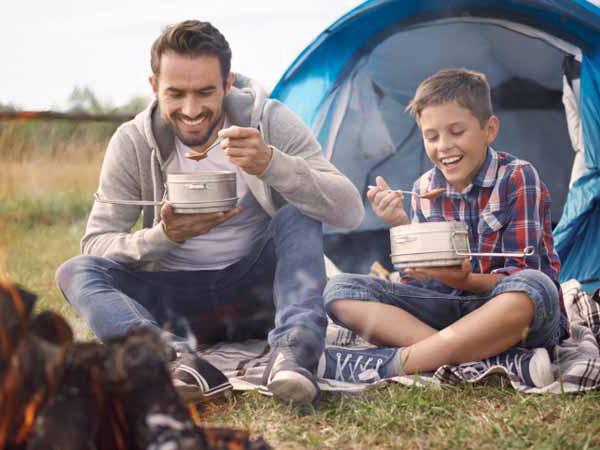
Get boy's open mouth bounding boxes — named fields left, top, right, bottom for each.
left=440, top=155, right=463, bottom=167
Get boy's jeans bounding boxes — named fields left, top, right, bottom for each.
left=324, top=269, right=562, bottom=349
left=56, top=205, right=328, bottom=354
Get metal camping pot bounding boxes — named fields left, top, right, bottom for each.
left=93, top=171, right=238, bottom=214
left=166, top=171, right=237, bottom=213
left=389, top=221, right=535, bottom=269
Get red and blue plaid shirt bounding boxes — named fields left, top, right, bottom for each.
left=411, top=147, right=567, bottom=336
left=412, top=147, right=560, bottom=280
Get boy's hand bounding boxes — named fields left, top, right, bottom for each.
left=367, top=176, right=409, bottom=227
left=403, top=258, right=472, bottom=289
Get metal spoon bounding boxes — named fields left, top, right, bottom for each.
left=368, top=186, right=446, bottom=200
left=184, top=138, right=222, bottom=161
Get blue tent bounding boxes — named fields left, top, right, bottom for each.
left=271, top=0, right=600, bottom=291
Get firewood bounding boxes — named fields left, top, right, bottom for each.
left=26, top=343, right=109, bottom=450
left=0, top=279, right=37, bottom=376
left=0, top=312, right=72, bottom=449
left=0, top=279, right=272, bottom=450
left=104, top=328, right=208, bottom=450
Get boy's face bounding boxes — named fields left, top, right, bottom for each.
left=419, top=101, right=499, bottom=191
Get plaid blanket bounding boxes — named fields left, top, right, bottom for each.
left=198, top=279, right=600, bottom=394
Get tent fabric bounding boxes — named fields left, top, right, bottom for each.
left=316, top=19, right=573, bottom=230
left=271, top=0, right=600, bottom=286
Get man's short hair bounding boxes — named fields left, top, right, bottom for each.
left=406, top=68, right=493, bottom=127
left=150, top=20, right=232, bottom=84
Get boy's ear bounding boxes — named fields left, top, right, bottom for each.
left=485, top=115, right=500, bottom=145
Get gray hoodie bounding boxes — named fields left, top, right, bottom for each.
left=82, top=74, right=364, bottom=269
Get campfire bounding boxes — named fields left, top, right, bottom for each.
left=0, top=277, right=271, bottom=450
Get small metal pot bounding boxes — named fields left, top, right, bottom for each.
left=93, top=171, right=238, bottom=214
left=166, top=171, right=237, bottom=213
left=389, top=221, right=534, bottom=269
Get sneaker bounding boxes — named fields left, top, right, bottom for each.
left=171, top=352, right=233, bottom=403
left=317, top=346, right=400, bottom=383
left=263, top=346, right=320, bottom=405
left=475, top=347, right=554, bottom=388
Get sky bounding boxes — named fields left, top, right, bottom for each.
left=1, top=1, right=364, bottom=110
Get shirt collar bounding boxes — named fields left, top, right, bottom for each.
left=430, top=147, right=498, bottom=195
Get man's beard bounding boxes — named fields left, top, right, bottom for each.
left=167, top=108, right=224, bottom=149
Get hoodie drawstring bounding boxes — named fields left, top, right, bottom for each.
left=151, top=148, right=161, bottom=226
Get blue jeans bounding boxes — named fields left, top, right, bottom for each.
left=324, top=269, right=562, bottom=348
left=56, top=205, right=327, bottom=354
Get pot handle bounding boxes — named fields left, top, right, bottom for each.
left=451, top=231, right=535, bottom=258
left=186, top=183, right=208, bottom=190
left=93, top=192, right=163, bottom=207
left=392, top=235, right=418, bottom=245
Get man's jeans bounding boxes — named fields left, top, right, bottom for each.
left=56, top=205, right=328, bottom=354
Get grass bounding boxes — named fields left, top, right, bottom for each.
left=2, top=123, right=599, bottom=449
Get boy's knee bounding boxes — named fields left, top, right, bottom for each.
left=324, top=274, right=362, bottom=305
left=505, top=269, right=558, bottom=310
left=493, top=269, right=560, bottom=345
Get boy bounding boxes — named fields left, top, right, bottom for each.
left=320, top=68, right=568, bottom=387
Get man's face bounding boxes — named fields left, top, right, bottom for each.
left=419, top=101, right=499, bottom=190
left=150, top=52, right=234, bottom=151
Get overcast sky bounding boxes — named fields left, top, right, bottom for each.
left=1, top=1, right=364, bottom=110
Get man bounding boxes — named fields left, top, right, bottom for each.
left=56, top=20, right=364, bottom=405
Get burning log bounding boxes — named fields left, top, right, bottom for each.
left=0, top=280, right=272, bottom=450
left=0, top=311, right=73, bottom=448
left=104, top=328, right=208, bottom=450
left=0, top=278, right=37, bottom=376
left=26, top=343, right=109, bottom=450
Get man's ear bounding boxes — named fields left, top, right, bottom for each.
left=149, top=75, right=158, bottom=95
left=485, top=115, right=500, bottom=145
left=225, top=72, right=235, bottom=94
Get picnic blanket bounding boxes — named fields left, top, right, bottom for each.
left=197, top=279, right=600, bottom=395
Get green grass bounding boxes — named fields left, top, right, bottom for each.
left=205, top=383, right=600, bottom=449
left=2, top=135, right=600, bottom=449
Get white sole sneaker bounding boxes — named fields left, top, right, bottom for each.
left=528, top=347, right=554, bottom=387
left=267, top=370, right=319, bottom=404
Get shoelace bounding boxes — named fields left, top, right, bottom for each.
left=463, top=352, right=527, bottom=380
left=334, top=353, right=384, bottom=382
left=492, top=352, right=527, bottom=379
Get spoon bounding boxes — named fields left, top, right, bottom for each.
left=184, top=138, right=222, bottom=161
left=368, top=185, right=446, bottom=200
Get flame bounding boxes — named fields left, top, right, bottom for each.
left=14, top=392, right=43, bottom=444
left=0, top=355, right=22, bottom=448
left=0, top=276, right=26, bottom=318
left=188, top=403, right=203, bottom=427
left=112, top=399, right=129, bottom=450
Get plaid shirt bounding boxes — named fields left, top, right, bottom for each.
left=412, top=147, right=560, bottom=280
left=411, top=147, right=567, bottom=337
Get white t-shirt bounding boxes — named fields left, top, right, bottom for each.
left=159, top=126, right=270, bottom=271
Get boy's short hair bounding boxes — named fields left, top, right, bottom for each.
left=406, top=68, right=493, bottom=127
left=150, top=20, right=231, bottom=85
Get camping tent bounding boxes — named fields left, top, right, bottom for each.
left=271, top=0, right=600, bottom=291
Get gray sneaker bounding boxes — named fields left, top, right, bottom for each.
left=474, top=347, right=554, bottom=387
left=317, top=346, right=400, bottom=383
left=263, top=346, right=320, bottom=404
